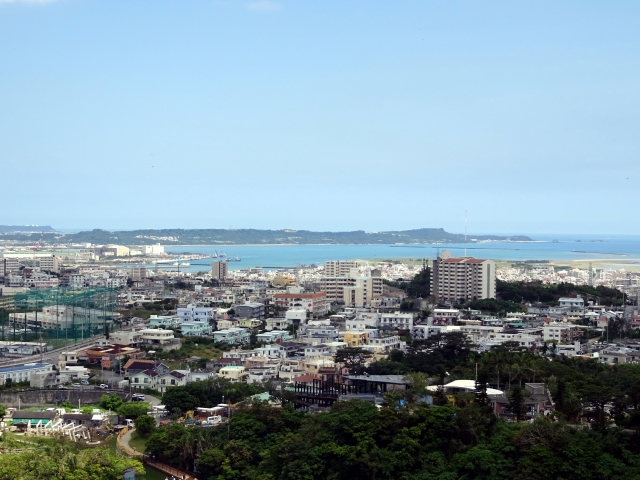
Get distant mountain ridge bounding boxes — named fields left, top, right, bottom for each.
left=0, top=225, right=56, bottom=233
left=9, top=227, right=531, bottom=245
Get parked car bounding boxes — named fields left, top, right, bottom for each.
left=99, top=384, right=109, bottom=389
left=132, top=394, right=145, bottom=401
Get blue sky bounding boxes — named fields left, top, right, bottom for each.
left=1, top=1, right=639, bottom=235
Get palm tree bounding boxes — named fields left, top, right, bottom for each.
left=522, top=357, right=541, bottom=383
left=504, top=351, right=518, bottom=390
left=487, top=349, right=504, bottom=388
left=511, top=362, right=524, bottom=388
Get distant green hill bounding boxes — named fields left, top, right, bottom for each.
left=0, top=225, right=56, bottom=233
left=21, top=227, right=530, bottom=245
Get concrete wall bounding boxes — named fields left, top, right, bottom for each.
left=0, top=389, right=128, bottom=407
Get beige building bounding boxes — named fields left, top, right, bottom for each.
left=0, top=253, right=58, bottom=274
left=321, top=261, right=382, bottom=307
left=430, top=252, right=496, bottom=303
left=211, top=260, right=228, bottom=280
left=129, top=266, right=148, bottom=281
left=324, top=261, right=357, bottom=277
left=219, top=365, right=247, bottom=382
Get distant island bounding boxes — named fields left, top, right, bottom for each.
left=0, top=227, right=532, bottom=245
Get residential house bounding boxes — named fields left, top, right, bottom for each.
left=234, top=302, right=265, bottom=320
left=257, top=330, right=292, bottom=343
left=219, top=365, right=247, bottom=382
left=213, top=328, right=251, bottom=345
left=157, top=370, right=188, bottom=393
left=181, top=322, right=213, bottom=336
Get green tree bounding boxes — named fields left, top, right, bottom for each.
left=0, top=404, right=6, bottom=418
left=99, top=393, right=123, bottom=412
left=508, top=385, right=526, bottom=421
left=134, top=414, right=156, bottom=437
left=403, top=372, right=428, bottom=405
left=334, top=347, right=373, bottom=374
left=0, top=444, right=143, bottom=480
left=117, top=401, right=150, bottom=419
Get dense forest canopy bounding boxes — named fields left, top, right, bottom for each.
left=149, top=336, right=640, bottom=480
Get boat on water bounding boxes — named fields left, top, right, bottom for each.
left=171, top=262, right=191, bottom=266
left=227, top=256, right=241, bottom=262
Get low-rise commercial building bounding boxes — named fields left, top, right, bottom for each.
left=0, top=363, right=53, bottom=386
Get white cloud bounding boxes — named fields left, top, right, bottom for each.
left=246, top=0, right=281, bottom=11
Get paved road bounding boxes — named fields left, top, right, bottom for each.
left=119, top=428, right=144, bottom=456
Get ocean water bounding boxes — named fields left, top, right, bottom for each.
left=161, top=235, right=640, bottom=272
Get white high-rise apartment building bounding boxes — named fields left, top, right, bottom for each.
left=430, top=252, right=496, bottom=303
left=211, top=260, right=228, bottom=280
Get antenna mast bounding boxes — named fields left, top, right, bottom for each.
left=464, top=210, right=468, bottom=256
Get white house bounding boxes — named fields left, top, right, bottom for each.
left=213, top=328, right=251, bottom=345
left=181, top=322, right=213, bottom=336
left=157, top=370, right=188, bottom=393
left=177, top=305, right=214, bottom=323
left=379, top=312, right=414, bottom=330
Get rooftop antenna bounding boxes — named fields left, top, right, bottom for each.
left=464, top=210, right=468, bottom=257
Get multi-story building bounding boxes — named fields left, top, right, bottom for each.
left=213, top=328, right=251, bottom=345
left=543, top=323, right=583, bottom=344
left=139, top=329, right=180, bottom=349
left=0, top=256, right=21, bottom=276
left=559, top=296, right=585, bottom=308
left=129, top=266, right=148, bottom=281
left=181, top=322, right=213, bottom=336
left=177, top=304, right=213, bottom=323
left=366, top=335, right=405, bottom=354
left=142, top=244, right=165, bottom=255
left=379, top=312, right=414, bottom=330
left=431, top=252, right=496, bottom=303
left=432, top=308, right=461, bottom=325
left=234, top=302, right=265, bottom=320
left=324, top=261, right=357, bottom=277
left=274, top=292, right=329, bottom=315
left=211, top=260, right=228, bottom=280
left=0, top=363, right=53, bottom=386
left=0, top=253, right=58, bottom=275
left=321, top=262, right=382, bottom=307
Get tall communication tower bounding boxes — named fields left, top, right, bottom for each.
left=464, top=210, right=468, bottom=257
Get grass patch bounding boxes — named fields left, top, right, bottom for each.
left=129, top=430, right=147, bottom=453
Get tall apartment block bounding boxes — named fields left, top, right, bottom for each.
left=321, top=261, right=382, bottom=307
left=324, top=260, right=358, bottom=277
left=211, top=260, right=228, bottom=280
left=430, top=252, right=496, bottom=303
